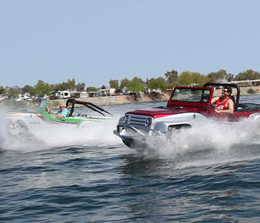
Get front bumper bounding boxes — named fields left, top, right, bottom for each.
left=113, top=124, right=161, bottom=141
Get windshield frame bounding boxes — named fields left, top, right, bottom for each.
left=167, top=86, right=214, bottom=108
left=171, top=88, right=211, bottom=103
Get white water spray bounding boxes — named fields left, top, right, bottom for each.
left=0, top=103, right=124, bottom=152
left=139, top=118, right=260, bottom=164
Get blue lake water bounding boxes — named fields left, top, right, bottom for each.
left=1, top=98, right=260, bottom=223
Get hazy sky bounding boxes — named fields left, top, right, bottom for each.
left=1, top=0, right=260, bottom=88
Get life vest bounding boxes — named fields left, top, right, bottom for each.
left=216, top=97, right=230, bottom=110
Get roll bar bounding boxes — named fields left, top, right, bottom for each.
left=66, top=99, right=113, bottom=117
left=203, top=83, right=240, bottom=110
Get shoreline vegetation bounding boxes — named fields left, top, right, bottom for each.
left=1, top=86, right=260, bottom=109
left=47, top=86, right=260, bottom=107
left=2, top=69, right=260, bottom=107
left=2, top=69, right=260, bottom=103
left=48, top=92, right=171, bottom=107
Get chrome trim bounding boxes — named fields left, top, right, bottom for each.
left=128, top=114, right=151, bottom=127
left=116, top=124, right=145, bottom=136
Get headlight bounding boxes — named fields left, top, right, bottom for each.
left=145, top=117, right=152, bottom=127
left=123, top=115, right=129, bottom=124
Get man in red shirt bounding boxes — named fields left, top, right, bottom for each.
left=211, top=86, right=234, bottom=114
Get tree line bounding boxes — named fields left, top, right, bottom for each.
left=1, top=69, right=260, bottom=99
left=0, top=79, right=85, bottom=99
left=106, top=69, right=260, bottom=92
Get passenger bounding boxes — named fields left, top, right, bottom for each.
left=48, top=103, right=69, bottom=118
left=211, top=86, right=234, bottom=114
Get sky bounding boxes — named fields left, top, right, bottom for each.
left=1, top=0, right=260, bottom=88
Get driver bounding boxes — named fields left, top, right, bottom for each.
left=211, top=86, right=234, bottom=114
left=48, top=103, right=69, bottom=118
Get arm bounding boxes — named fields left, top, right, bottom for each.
left=47, top=106, right=55, bottom=114
left=47, top=106, right=64, bottom=118
left=52, top=114, right=64, bottom=118
left=211, top=97, right=219, bottom=104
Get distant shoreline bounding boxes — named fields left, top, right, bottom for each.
left=48, top=86, right=260, bottom=107
left=48, top=92, right=171, bottom=107
left=2, top=86, right=259, bottom=108
left=239, top=86, right=260, bottom=95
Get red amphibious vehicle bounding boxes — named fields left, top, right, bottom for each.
left=114, top=83, right=260, bottom=148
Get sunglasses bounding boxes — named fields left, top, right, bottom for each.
left=222, top=90, right=229, bottom=93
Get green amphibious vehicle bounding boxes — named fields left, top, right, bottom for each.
left=4, top=99, right=113, bottom=140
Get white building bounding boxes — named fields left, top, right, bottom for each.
left=145, top=88, right=162, bottom=94
left=94, top=88, right=116, bottom=97
left=50, top=91, right=71, bottom=99
left=70, top=91, right=89, bottom=98
left=16, top=93, right=33, bottom=101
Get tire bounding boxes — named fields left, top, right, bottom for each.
left=8, top=120, right=22, bottom=136
left=8, top=119, right=34, bottom=141
left=122, top=139, right=136, bottom=148
left=122, top=139, right=149, bottom=149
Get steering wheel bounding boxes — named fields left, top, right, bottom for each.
left=211, top=104, right=216, bottom=109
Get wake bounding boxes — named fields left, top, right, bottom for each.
left=135, top=118, right=260, bottom=168
left=0, top=104, right=123, bottom=152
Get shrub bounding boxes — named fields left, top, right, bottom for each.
left=247, top=88, right=256, bottom=94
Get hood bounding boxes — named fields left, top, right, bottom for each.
left=127, top=106, right=207, bottom=119
left=8, top=110, right=39, bottom=114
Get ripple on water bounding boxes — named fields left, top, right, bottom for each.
left=2, top=100, right=260, bottom=222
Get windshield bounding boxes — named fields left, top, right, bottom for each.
left=172, top=89, right=210, bottom=102
left=38, top=99, right=47, bottom=109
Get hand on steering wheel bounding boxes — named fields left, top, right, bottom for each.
left=211, top=104, right=216, bottom=109
left=46, top=106, right=51, bottom=114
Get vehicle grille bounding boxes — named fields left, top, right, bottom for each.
left=129, top=115, right=147, bottom=127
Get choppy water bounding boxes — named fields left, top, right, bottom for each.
left=1, top=99, right=260, bottom=223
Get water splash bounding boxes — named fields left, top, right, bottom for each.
left=0, top=103, right=124, bottom=152
left=138, top=118, right=260, bottom=167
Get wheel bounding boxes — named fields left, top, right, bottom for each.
left=168, top=124, right=191, bottom=135
left=8, top=120, right=22, bottom=136
left=122, top=139, right=148, bottom=149
left=7, top=119, right=35, bottom=141
left=211, top=104, right=216, bottom=109
left=122, top=139, right=136, bottom=148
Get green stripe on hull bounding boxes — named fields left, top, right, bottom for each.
left=7, top=99, right=110, bottom=125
